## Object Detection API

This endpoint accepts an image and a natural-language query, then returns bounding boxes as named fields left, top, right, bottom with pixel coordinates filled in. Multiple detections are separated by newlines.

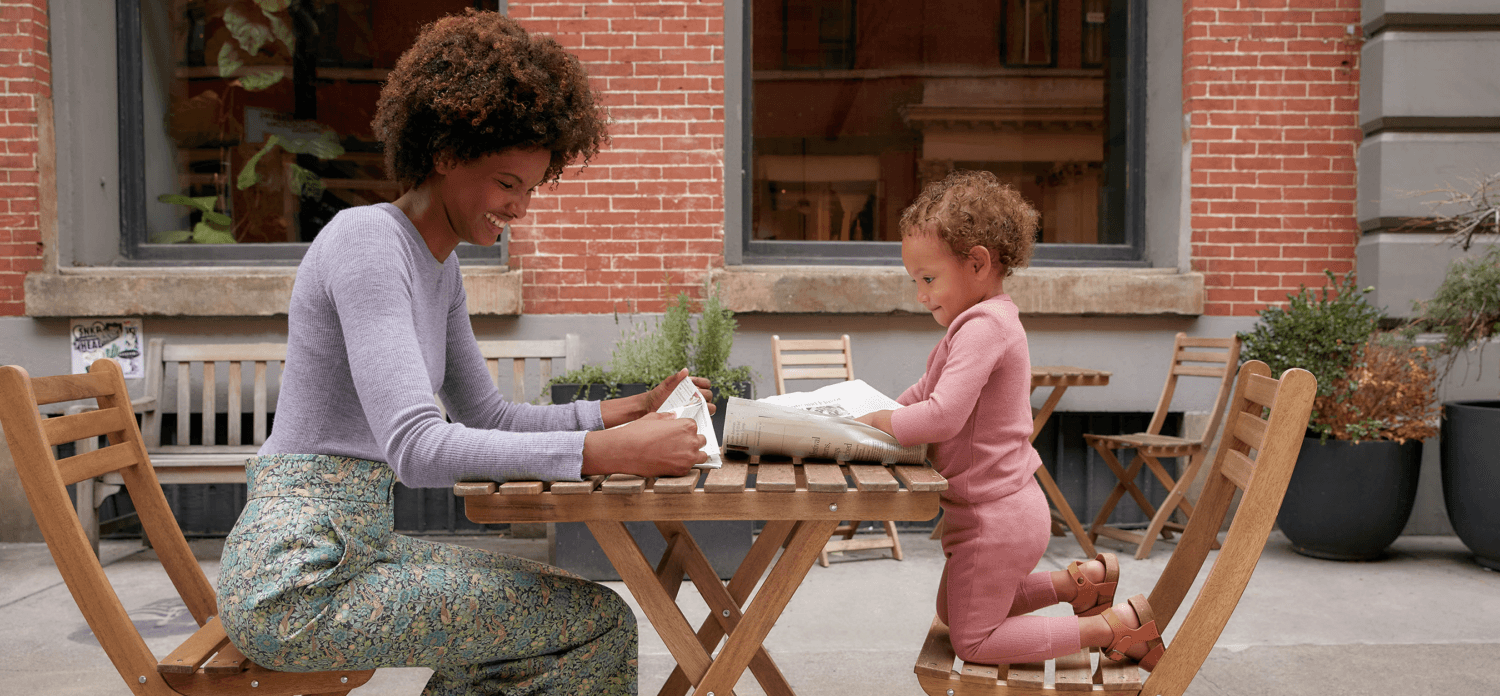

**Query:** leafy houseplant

left=1405, top=244, right=1500, bottom=570
left=156, top=0, right=344, bottom=244
left=1238, top=270, right=1440, bottom=560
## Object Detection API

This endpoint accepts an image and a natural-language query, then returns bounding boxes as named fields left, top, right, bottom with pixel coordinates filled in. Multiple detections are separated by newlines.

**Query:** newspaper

left=655, top=377, right=722, bottom=469
left=721, top=380, right=927, bottom=465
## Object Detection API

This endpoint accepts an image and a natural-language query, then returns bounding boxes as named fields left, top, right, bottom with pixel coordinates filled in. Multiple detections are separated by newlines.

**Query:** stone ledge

left=24, top=267, right=523, bottom=317
left=710, top=266, right=1204, bottom=315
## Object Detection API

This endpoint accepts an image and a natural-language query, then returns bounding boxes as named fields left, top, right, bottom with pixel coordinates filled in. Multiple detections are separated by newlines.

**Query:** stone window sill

left=709, top=266, right=1204, bottom=315
left=24, top=267, right=523, bottom=317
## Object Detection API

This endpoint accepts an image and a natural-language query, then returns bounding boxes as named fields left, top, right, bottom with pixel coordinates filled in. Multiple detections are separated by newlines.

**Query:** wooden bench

left=73, top=334, right=581, bottom=553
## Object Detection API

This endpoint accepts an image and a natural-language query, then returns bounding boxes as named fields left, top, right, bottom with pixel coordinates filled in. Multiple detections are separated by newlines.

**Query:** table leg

left=1030, top=385, right=1097, bottom=558
left=656, top=521, right=794, bottom=696
left=586, top=521, right=715, bottom=686
left=694, top=519, right=839, bottom=696
left=1033, top=465, right=1097, bottom=558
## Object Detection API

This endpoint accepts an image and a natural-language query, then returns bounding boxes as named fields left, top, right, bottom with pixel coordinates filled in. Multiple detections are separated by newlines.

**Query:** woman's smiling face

left=901, top=226, right=992, bottom=327
left=434, top=147, right=551, bottom=250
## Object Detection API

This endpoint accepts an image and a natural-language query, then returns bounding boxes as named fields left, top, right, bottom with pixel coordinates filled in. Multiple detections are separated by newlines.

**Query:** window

left=117, top=0, right=506, bottom=264
left=731, top=0, right=1146, bottom=266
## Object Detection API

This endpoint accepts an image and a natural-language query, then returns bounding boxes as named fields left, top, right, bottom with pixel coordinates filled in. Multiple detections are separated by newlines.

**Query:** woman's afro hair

left=899, top=169, right=1038, bottom=276
left=373, top=10, right=609, bottom=187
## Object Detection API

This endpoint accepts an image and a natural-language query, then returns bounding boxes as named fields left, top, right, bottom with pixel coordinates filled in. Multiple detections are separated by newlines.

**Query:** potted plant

left=547, top=281, right=755, bottom=581
left=1239, top=271, right=1440, bottom=560
left=550, top=282, right=754, bottom=439
left=1405, top=245, right=1500, bottom=569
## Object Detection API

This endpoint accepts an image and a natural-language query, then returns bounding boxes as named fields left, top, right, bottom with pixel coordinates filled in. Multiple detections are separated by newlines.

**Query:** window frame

left=725, top=0, right=1148, bottom=268
left=114, top=0, right=508, bottom=266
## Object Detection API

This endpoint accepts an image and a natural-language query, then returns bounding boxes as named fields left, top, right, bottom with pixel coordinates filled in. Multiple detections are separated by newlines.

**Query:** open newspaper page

left=722, top=380, right=927, bottom=465
left=655, top=377, right=722, bottom=468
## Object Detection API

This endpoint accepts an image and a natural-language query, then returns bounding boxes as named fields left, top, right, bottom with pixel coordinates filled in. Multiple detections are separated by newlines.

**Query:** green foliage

left=238, top=133, right=344, bottom=193
left=152, top=194, right=236, bottom=244
left=219, top=1, right=295, bottom=89
left=1404, top=245, right=1500, bottom=381
left=549, top=282, right=752, bottom=400
left=1238, top=270, right=1384, bottom=399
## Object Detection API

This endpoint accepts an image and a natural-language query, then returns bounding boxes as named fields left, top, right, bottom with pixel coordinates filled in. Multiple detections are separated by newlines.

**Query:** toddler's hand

left=855, top=409, right=895, bottom=436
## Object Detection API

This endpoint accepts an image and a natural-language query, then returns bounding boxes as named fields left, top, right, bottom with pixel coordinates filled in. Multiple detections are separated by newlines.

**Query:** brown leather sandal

left=1066, top=552, right=1119, bottom=616
left=1103, top=594, right=1166, bottom=671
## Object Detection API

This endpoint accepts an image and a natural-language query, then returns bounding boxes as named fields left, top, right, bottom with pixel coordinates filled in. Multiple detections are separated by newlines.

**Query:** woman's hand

left=599, top=368, right=715, bottom=428
left=582, top=412, right=706, bottom=477
left=854, top=409, right=896, bottom=437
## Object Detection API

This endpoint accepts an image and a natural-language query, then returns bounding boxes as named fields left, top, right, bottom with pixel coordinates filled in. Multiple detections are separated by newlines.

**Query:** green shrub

left=1237, top=270, right=1383, bottom=400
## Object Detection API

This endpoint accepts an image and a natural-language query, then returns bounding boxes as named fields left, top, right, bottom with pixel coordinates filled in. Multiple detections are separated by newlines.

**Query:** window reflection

left=752, top=0, right=1118, bottom=247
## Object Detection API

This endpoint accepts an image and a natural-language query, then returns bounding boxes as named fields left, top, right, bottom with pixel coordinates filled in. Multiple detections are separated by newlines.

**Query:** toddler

left=856, top=170, right=1164, bottom=669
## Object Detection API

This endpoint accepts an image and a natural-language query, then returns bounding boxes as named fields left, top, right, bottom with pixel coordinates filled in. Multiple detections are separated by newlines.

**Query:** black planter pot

left=1441, top=400, right=1500, bottom=571
left=1277, top=437, right=1422, bottom=561
left=547, top=380, right=755, bottom=581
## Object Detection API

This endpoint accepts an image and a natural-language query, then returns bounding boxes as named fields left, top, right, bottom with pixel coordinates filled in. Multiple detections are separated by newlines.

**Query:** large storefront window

left=120, top=0, right=503, bottom=263
left=739, top=0, right=1144, bottom=265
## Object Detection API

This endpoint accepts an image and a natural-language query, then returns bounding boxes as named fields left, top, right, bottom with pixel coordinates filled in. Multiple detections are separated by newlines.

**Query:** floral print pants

left=217, top=454, right=638, bottom=695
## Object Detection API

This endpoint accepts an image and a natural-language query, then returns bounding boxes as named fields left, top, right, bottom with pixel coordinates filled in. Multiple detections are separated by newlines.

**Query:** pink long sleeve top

left=889, top=295, right=1042, bottom=506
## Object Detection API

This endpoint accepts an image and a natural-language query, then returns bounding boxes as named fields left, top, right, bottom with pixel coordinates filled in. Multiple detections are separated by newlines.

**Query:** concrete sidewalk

left=1, top=530, right=1495, bottom=695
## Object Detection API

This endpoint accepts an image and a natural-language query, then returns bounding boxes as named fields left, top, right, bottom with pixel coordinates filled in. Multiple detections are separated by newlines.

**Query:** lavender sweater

left=259, top=203, right=602, bottom=487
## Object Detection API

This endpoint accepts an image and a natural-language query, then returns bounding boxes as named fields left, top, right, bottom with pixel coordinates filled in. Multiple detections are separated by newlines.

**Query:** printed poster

left=71, top=318, right=144, bottom=379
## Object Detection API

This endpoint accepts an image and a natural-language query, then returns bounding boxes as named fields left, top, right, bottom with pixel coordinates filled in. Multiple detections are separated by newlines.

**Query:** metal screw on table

left=341, top=676, right=349, bottom=683
left=829, top=503, right=837, bottom=512
left=251, top=681, right=260, bottom=688
left=947, top=690, right=955, bottom=696
left=722, top=609, right=730, bottom=617
left=138, top=676, right=147, bottom=684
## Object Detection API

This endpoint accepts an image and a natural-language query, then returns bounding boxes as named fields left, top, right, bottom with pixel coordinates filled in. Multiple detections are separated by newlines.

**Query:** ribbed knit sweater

left=259, top=203, right=602, bottom=487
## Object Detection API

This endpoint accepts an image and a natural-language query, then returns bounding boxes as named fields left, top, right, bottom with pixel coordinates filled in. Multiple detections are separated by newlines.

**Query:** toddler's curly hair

left=373, top=10, right=609, bottom=187
left=899, top=170, right=1038, bottom=276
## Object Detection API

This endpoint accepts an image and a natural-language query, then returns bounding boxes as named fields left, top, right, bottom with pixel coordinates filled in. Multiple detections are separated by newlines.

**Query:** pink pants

left=938, top=477, right=1081, bottom=664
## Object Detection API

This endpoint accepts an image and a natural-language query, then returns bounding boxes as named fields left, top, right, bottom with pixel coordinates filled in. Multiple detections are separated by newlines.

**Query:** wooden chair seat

left=0, top=359, right=374, bottom=695
left=1083, top=432, right=1199, bottom=457
left=1085, top=334, right=1242, bottom=559
left=917, top=616, right=1143, bottom=694
left=915, top=361, right=1316, bottom=696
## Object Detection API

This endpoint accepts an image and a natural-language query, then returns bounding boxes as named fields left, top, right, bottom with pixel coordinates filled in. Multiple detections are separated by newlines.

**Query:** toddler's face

left=901, top=228, right=990, bottom=327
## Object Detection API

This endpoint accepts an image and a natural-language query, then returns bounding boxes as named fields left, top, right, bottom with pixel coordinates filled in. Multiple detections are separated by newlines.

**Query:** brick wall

left=508, top=0, right=726, bottom=314
left=0, top=0, right=48, bottom=317
left=1184, top=0, right=1364, bottom=316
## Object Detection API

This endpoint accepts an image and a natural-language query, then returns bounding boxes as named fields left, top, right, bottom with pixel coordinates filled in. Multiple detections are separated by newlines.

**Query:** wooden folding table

left=456, top=455, right=947, bottom=696
left=1028, top=365, right=1111, bottom=558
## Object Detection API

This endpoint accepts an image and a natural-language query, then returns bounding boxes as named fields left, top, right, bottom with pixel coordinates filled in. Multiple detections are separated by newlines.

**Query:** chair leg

left=884, top=520, right=903, bottom=561
left=76, top=477, right=100, bottom=558
left=1087, top=443, right=1158, bottom=540
left=1133, top=451, right=1208, bottom=559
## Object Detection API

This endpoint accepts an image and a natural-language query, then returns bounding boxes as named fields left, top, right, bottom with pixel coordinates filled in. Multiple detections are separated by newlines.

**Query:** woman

left=216, top=11, right=707, bottom=694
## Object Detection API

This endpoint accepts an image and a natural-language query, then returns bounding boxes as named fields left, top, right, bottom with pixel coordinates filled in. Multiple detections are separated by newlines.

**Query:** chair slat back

left=0, top=359, right=221, bottom=690
left=1139, top=361, right=1316, bottom=696
left=142, top=341, right=286, bottom=450
left=1144, top=333, right=1242, bottom=442
left=475, top=334, right=580, bottom=403
left=771, top=334, right=855, bottom=395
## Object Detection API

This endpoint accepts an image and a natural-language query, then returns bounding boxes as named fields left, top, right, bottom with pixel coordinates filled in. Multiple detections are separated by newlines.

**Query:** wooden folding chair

left=915, top=360, right=1316, bottom=696
left=770, top=334, right=903, bottom=567
left=1084, top=334, right=1242, bottom=559
left=0, top=359, right=373, bottom=696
